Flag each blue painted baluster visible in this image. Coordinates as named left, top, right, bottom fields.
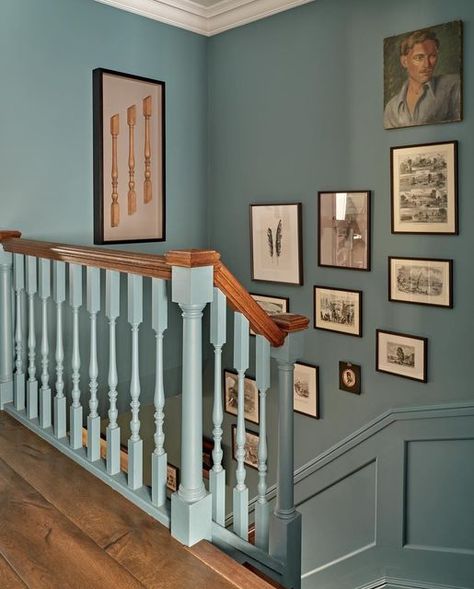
left=53, top=261, right=66, bottom=439
left=0, top=246, right=14, bottom=410
left=26, top=256, right=38, bottom=419
left=128, top=273, right=143, bottom=490
left=151, top=278, right=168, bottom=507
left=255, top=335, right=271, bottom=551
left=38, top=259, right=52, bottom=428
left=69, top=263, right=83, bottom=449
left=106, top=270, right=121, bottom=475
left=13, top=254, right=25, bottom=410
left=87, top=267, right=101, bottom=462
left=209, top=288, right=226, bottom=525
left=233, top=311, right=250, bottom=540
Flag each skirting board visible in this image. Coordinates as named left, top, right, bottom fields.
left=356, top=577, right=472, bottom=589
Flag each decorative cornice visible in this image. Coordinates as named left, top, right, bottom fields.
left=94, top=0, right=315, bottom=36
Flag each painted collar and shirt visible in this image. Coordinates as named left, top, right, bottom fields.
left=384, top=74, right=461, bottom=129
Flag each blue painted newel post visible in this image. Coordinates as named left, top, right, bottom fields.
left=270, top=314, right=309, bottom=589
left=166, top=250, right=219, bottom=547
left=0, top=237, right=15, bottom=410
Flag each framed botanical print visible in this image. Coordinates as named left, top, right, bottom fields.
left=250, top=203, right=303, bottom=285
left=223, top=370, right=259, bottom=425
left=376, top=329, right=428, bottom=382
left=318, top=191, right=371, bottom=270
left=293, top=362, right=319, bottom=418
left=391, top=141, right=458, bottom=234
left=314, top=286, right=362, bottom=337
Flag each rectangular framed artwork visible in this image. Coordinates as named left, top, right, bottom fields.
left=166, top=463, right=179, bottom=493
left=389, top=257, right=453, bottom=308
left=318, top=191, right=371, bottom=270
left=231, top=425, right=259, bottom=470
left=339, top=361, right=361, bottom=394
left=249, top=293, right=289, bottom=336
left=250, top=203, right=303, bottom=285
left=202, top=437, right=214, bottom=480
left=376, top=329, right=428, bottom=382
left=93, top=68, right=166, bottom=244
left=391, top=141, right=458, bottom=234
left=224, top=370, right=259, bottom=425
left=293, top=362, right=319, bottom=419
left=314, top=286, right=362, bottom=337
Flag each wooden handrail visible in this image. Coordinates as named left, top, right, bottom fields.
left=0, top=234, right=309, bottom=347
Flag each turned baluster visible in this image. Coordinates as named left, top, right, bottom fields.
left=53, top=261, right=66, bottom=438
left=13, top=254, right=25, bottom=410
left=87, top=267, right=101, bottom=461
left=143, top=96, right=152, bottom=204
left=39, top=258, right=51, bottom=428
left=69, top=264, right=83, bottom=449
left=106, top=270, right=121, bottom=475
left=110, top=113, right=120, bottom=228
left=26, top=256, right=38, bottom=420
left=127, top=105, right=137, bottom=215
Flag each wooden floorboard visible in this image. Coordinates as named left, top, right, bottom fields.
left=0, top=554, right=27, bottom=589
left=0, top=412, right=254, bottom=589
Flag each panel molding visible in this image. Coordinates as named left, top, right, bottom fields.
left=356, top=577, right=472, bottom=589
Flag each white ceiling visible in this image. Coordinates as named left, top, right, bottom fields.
left=94, top=0, right=315, bottom=36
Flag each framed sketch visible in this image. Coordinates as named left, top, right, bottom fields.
left=376, top=329, right=428, bottom=382
left=231, top=425, right=259, bottom=470
left=93, top=68, right=166, bottom=244
left=314, top=286, right=362, bottom=337
left=294, top=362, right=319, bottom=418
left=391, top=141, right=458, bottom=234
left=166, top=463, right=179, bottom=492
left=202, top=437, right=213, bottom=480
left=250, top=293, right=289, bottom=336
left=250, top=203, right=303, bottom=285
left=389, top=257, right=453, bottom=308
left=384, top=21, right=462, bottom=130
left=318, top=191, right=371, bottom=270
left=224, top=370, right=259, bottom=425
left=339, top=361, right=361, bottom=394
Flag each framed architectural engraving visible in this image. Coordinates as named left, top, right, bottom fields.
left=318, top=191, right=371, bottom=270
left=249, top=293, right=289, bottom=336
left=93, top=68, right=166, bottom=244
left=231, top=425, right=259, bottom=470
left=293, top=362, right=319, bottom=419
left=339, top=361, right=361, bottom=394
left=223, top=370, right=259, bottom=425
left=391, top=141, right=458, bottom=234
left=389, top=257, right=453, bottom=307
left=250, top=203, right=303, bottom=285
left=376, top=329, right=427, bottom=382
left=314, top=286, right=362, bottom=337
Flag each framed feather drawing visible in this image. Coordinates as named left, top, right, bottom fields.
left=250, top=203, right=303, bottom=285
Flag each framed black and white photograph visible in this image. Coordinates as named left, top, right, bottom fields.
left=391, top=141, right=458, bottom=234
left=250, top=203, right=303, bottom=285
left=202, top=437, right=213, bottom=480
left=231, top=425, right=259, bottom=470
left=250, top=293, right=289, bottom=336
left=376, top=329, right=428, bottom=382
left=314, top=286, right=362, bottom=337
left=224, top=370, right=259, bottom=425
left=166, top=463, right=179, bottom=492
left=339, top=361, right=361, bottom=394
left=389, top=257, right=453, bottom=308
left=318, top=191, right=371, bottom=270
left=294, top=362, right=319, bottom=418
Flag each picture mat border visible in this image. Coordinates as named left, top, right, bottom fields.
left=293, top=361, right=320, bottom=419
left=376, top=329, right=428, bottom=382
left=249, top=293, right=290, bottom=336
left=313, top=285, right=363, bottom=337
left=249, top=202, right=304, bottom=285
left=388, top=256, right=453, bottom=308
left=223, top=369, right=260, bottom=425
left=390, top=140, right=458, bottom=235
left=339, top=361, right=361, bottom=394
left=317, top=190, right=372, bottom=271
left=231, top=424, right=260, bottom=470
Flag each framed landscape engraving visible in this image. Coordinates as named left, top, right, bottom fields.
left=339, top=361, right=361, bottom=394
left=376, top=330, right=427, bottom=382
left=223, top=370, right=259, bottom=425
left=250, top=293, right=289, bottom=336
left=231, top=425, right=259, bottom=470
left=293, top=362, right=319, bottom=419
left=318, top=191, right=371, bottom=270
left=389, top=257, right=453, bottom=307
left=250, top=203, right=303, bottom=285
left=314, top=286, right=362, bottom=337
left=93, top=68, right=165, bottom=244
left=391, top=141, right=458, bottom=234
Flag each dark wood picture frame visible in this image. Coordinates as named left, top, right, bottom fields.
left=390, top=141, right=458, bottom=235
left=293, top=362, right=319, bottom=419
left=250, top=203, right=303, bottom=286
left=388, top=256, right=453, bottom=308
left=166, top=463, right=179, bottom=492
left=93, top=68, right=166, bottom=244
left=318, top=190, right=371, bottom=271
left=202, top=436, right=213, bottom=479
left=231, top=425, right=259, bottom=471
left=339, top=361, right=361, bottom=394
left=314, top=286, right=363, bottom=337
left=376, top=329, right=428, bottom=382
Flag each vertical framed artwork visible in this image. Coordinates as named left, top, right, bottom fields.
left=231, top=425, right=259, bottom=470
left=249, top=293, right=289, bottom=336
left=166, top=463, right=179, bottom=492
left=339, top=361, right=361, bottom=394
left=250, top=203, right=303, bottom=285
left=314, top=286, right=362, bottom=337
left=318, top=191, right=371, bottom=270
left=202, top=437, right=214, bottom=479
left=293, top=362, right=319, bottom=419
left=93, top=68, right=166, bottom=244
left=223, top=370, right=259, bottom=425
left=376, top=329, right=428, bottom=382
left=391, top=141, right=458, bottom=234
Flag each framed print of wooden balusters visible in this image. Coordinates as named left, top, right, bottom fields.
left=93, top=68, right=166, bottom=244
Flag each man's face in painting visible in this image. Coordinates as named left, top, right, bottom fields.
left=401, top=39, right=439, bottom=85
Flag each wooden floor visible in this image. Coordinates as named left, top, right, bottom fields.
left=0, top=412, right=272, bottom=589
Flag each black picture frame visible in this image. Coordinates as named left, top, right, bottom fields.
left=294, top=362, right=320, bottom=419
left=314, top=286, right=363, bottom=337
left=376, top=329, right=428, bottom=382
left=231, top=424, right=259, bottom=471
left=223, top=369, right=259, bottom=425
left=339, top=361, right=361, bottom=394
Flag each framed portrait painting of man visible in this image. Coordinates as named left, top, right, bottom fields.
left=391, top=141, right=458, bottom=234
left=384, top=21, right=462, bottom=130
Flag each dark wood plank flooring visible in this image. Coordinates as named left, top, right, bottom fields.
left=0, top=412, right=269, bottom=589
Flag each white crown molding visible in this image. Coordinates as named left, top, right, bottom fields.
left=94, top=0, right=315, bottom=36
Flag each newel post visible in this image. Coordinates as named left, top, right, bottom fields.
left=270, top=314, right=309, bottom=589
left=166, top=249, right=220, bottom=546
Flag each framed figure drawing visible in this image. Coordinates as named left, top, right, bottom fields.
left=250, top=203, right=303, bottom=285
left=231, top=425, right=259, bottom=470
left=384, top=21, right=462, bottom=129
left=314, top=286, right=362, bottom=337
left=223, top=370, right=259, bottom=425
left=391, top=141, right=458, bottom=234
left=318, top=191, right=371, bottom=270
left=93, top=68, right=165, bottom=244
left=293, top=362, right=319, bottom=419
left=376, top=330, right=427, bottom=382
left=389, top=257, right=453, bottom=308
